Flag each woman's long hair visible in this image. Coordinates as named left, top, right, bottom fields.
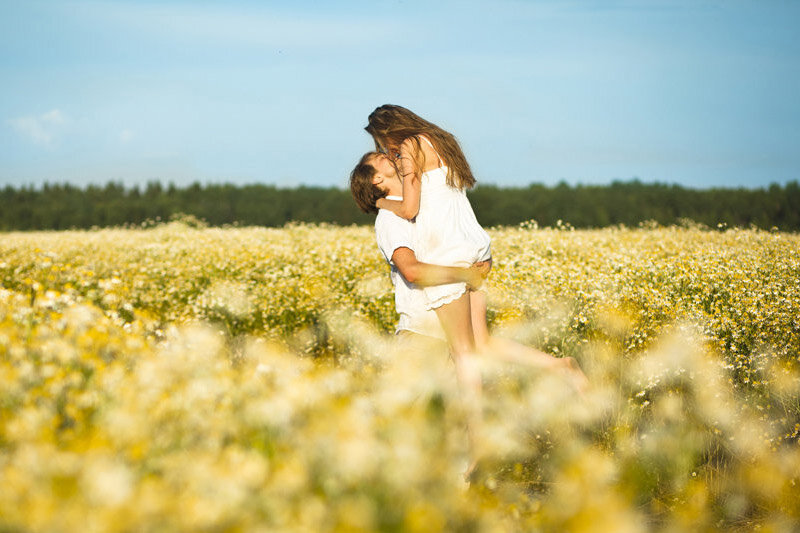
left=365, top=105, right=476, bottom=190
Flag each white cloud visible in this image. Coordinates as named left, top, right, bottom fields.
left=8, top=109, right=66, bottom=146
left=120, top=129, right=135, bottom=143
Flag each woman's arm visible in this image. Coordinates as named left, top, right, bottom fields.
left=375, top=139, right=421, bottom=219
left=392, top=247, right=484, bottom=289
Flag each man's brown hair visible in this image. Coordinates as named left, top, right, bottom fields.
left=349, top=152, right=387, bottom=214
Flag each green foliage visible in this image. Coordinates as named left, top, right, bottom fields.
left=1, top=180, right=799, bottom=231
left=469, top=180, right=800, bottom=230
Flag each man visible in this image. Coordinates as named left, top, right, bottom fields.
left=349, top=151, right=489, bottom=340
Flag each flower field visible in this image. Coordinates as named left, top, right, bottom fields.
left=1, top=220, right=799, bottom=532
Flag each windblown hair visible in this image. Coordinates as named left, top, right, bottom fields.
left=365, top=104, right=476, bottom=190
left=349, top=152, right=386, bottom=214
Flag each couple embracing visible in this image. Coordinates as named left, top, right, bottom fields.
left=349, top=105, right=586, bottom=475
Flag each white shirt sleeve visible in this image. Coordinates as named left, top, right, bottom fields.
left=375, top=211, right=415, bottom=266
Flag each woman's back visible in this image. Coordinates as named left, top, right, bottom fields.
left=413, top=135, right=491, bottom=288
left=418, top=135, right=446, bottom=174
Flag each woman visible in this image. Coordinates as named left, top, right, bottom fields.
left=366, top=104, right=491, bottom=367
left=363, top=106, right=586, bottom=477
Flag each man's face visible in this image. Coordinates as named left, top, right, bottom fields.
left=369, top=153, right=399, bottom=193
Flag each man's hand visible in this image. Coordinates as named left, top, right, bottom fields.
left=465, top=265, right=485, bottom=290
left=465, top=259, right=492, bottom=290
left=474, top=259, right=492, bottom=278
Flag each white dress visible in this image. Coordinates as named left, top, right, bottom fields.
left=414, top=137, right=492, bottom=310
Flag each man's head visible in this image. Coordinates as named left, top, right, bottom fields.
left=349, top=152, right=400, bottom=214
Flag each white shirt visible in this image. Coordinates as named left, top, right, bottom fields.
left=374, top=196, right=446, bottom=340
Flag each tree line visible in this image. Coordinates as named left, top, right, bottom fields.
left=1, top=180, right=798, bottom=231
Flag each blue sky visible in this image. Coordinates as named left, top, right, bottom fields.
left=1, top=0, right=798, bottom=190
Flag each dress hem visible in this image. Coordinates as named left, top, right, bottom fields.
left=424, top=284, right=468, bottom=311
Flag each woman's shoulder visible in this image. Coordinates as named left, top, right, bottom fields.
left=403, top=135, right=445, bottom=172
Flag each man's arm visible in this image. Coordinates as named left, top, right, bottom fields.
left=391, top=247, right=488, bottom=289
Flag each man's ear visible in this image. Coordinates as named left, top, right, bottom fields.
left=372, top=175, right=389, bottom=194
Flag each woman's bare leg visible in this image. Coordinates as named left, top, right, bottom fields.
left=434, top=291, right=475, bottom=357
left=488, top=337, right=589, bottom=393
left=469, top=290, right=491, bottom=351
left=433, top=291, right=483, bottom=478
left=468, top=290, right=588, bottom=392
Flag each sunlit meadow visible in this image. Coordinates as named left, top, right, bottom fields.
left=1, top=219, right=799, bottom=532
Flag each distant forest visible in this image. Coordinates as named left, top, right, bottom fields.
left=1, top=180, right=798, bottom=231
